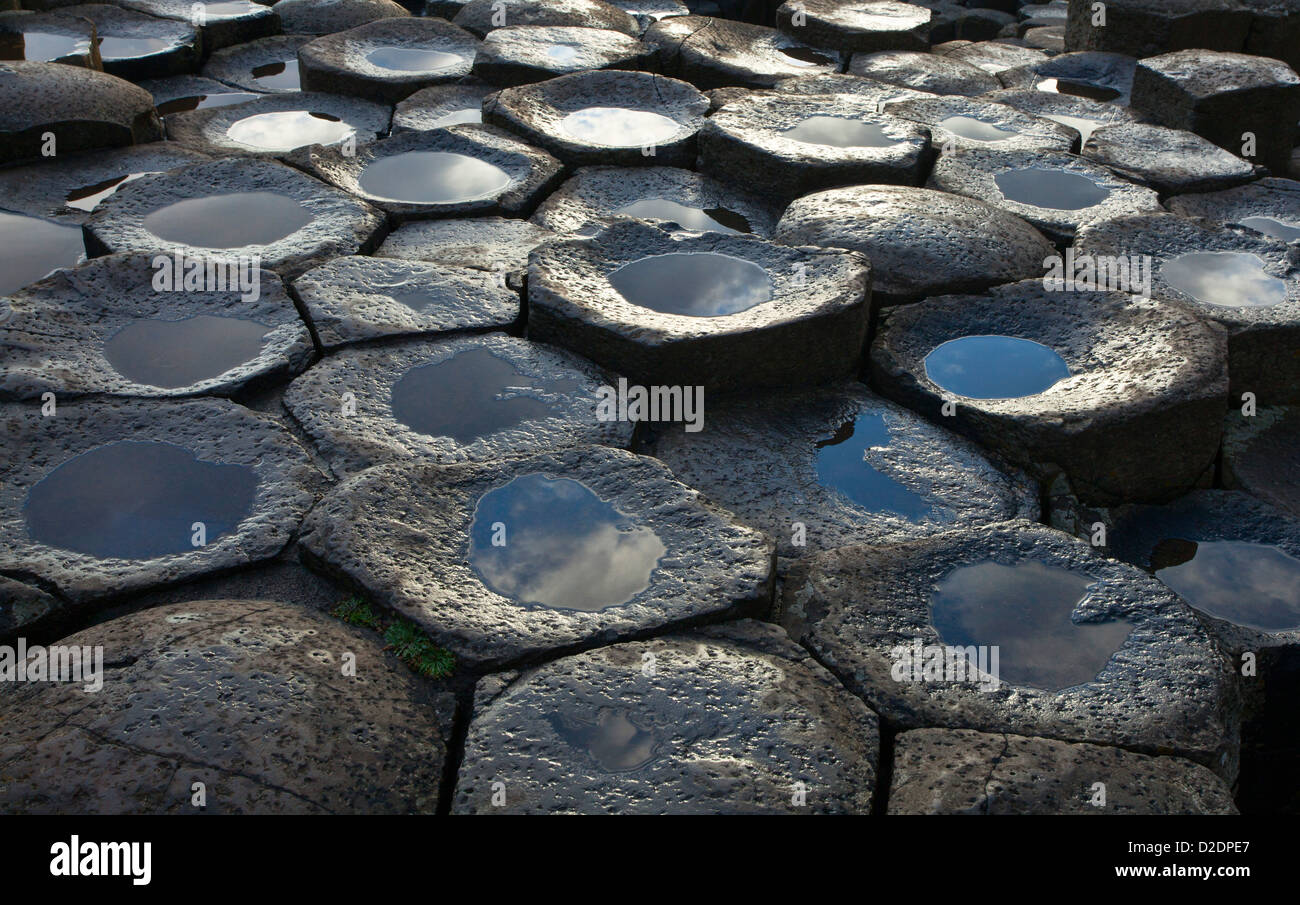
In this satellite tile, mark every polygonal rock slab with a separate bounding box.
[870,278,1228,504]
[773,71,936,109]
[0,397,321,605]
[56,3,199,81]
[299,446,775,669]
[298,124,562,221]
[775,184,1054,304]
[297,16,480,104]
[140,74,263,118]
[933,39,1048,75]
[527,218,871,393]
[0,60,162,165]
[452,0,640,39]
[884,94,1077,153]
[291,255,520,349]
[0,575,57,636]
[0,10,98,69]
[530,164,778,237]
[115,0,279,52]
[648,383,1037,567]
[1064,0,1253,62]
[85,156,386,278]
[982,85,1147,144]
[391,82,492,132]
[164,91,391,158]
[997,50,1136,105]
[1082,122,1262,194]
[0,143,210,224]
[453,621,878,813]
[282,332,629,478]
[643,14,844,89]
[202,34,313,93]
[1074,212,1300,404]
[0,599,454,814]
[1131,49,1300,175]
[1166,176,1300,243]
[473,25,654,86]
[779,520,1241,778]
[698,93,932,201]
[928,146,1162,242]
[0,253,313,399]
[1222,405,1300,517]
[274,0,409,35]
[849,50,1001,95]
[889,728,1238,814]
[776,0,932,52]
[483,68,709,167]
[377,215,555,284]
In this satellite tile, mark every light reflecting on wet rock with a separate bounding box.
[783,116,899,148]
[202,0,264,14]
[226,110,353,152]
[930,560,1133,690]
[23,440,259,559]
[156,92,261,116]
[614,198,749,234]
[365,46,464,72]
[1160,251,1288,308]
[250,59,299,91]
[1237,216,1300,243]
[994,167,1111,210]
[546,44,580,64]
[1035,78,1120,102]
[779,46,835,67]
[547,707,662,772]
[925,335,1070,399]
[1041,112,1102,144]
[358,151,514,204]
[142,192,313,247]
[65,172,155,212]
[0,32,92,61]
[814,414,932,520]
[939,115,1019,143]
[468,473,666,611]
[608,252,772,316]
[428,107,482,127]
[0,211,85,295]
[96,37,174,60]
[102,315,270,388]
[1153,539,1300,632]
[389,348,580,441]
[560,106,680,147]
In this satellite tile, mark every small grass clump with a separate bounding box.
[330,596,454,679]
[331,596,382,630]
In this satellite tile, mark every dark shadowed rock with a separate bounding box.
[115,0,279,52]
[202,34,313,93]
[1081,122,1261,194]
[0,10,99,69]
[164,90,390,158]
[1065,0,1252,60]
[884,94,1078,152]
[141,74,262,118]
[849,49,1000,95]
[391,81,492,132]
[643,14,844,89]
[1222,405,1300,517]
[453,0,640,38]
[274,0,409,36]
[453,621,877,813]
[0,575,57,637]
[298,446,774,669]
[0,599,453,814]
[473,25,654,86]
[775,0,932,52]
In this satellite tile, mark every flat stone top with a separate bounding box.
[0,60,157,133]
[1138,49,1300,97]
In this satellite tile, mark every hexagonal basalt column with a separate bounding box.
[453,621,878,813]
[773,71,936,109]
[849,50,1001,96]
[1166,176,1300,243]
[483,68,708,167]
[1074,212,1300,404]
[1081,122,1262,195]
[698,94,931,200]
[452,0,640,39]
[997,50,1136,106]
[141,74,262,119]
[1223,405,1300,517]
[643,15,844,89]
[115,0,279,53]
[84,157,386,278]
[775,184,1054,304]
[164,91,390,158]
[928,147,1162,242]
[889,728,1237,814]
[647,383,1037,568]
[983,86,1148,145]
[291,255,520,350]
[0,397,321,606]
[472,25,655,86]
[869,278,1228,504]
[884,94,1078,153]
[530,165,778,237]
[377,215,555,285]
[298,446,775,669]
[779,521,1241,779]
[55,3,199,81]
[0,210,85,297]
[776,1,932,53]
[0,10,99,69]
[273,0,410,36]
[0,253,313,400]
[202,34,313,93]
[1064,0,1253,60]
[391,82,493,133]
[0,600,454,814]
[297,17,480,105]
[933,39,1048,77]
[282,333,629,478]
[527,219,871,393]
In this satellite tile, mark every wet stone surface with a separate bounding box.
[273,0,410,37]
[884,94,1078,152]
[0,397,321,605]
[116,0,279,53]
[391,82,492,133]
[527,218,870,393]
[529,164,778,238]
[776,0,933,53]
[849,50,1001,96]
[282,332,629,478]
[291,254,520,349]
[1222,405,1300,518]
[647,383,1037,568]
[84,156,386,278]
[298,446,774,669]
[0,599,454,814]
[643,15,844,89]
[58,3,200,82]
[779,520,1241,778]
[997,51,1136,106]
[1081,122,1262,195]
[0,208,85,296]
[164,91,390,158]
[982,86,1148,144]
[141,74,263,118]
[869,278,1229,505]
[1166,176,1300,243]
[202,35,315,93]
[889,728,1238,815]
[453,621,878,813]
[775,184,1054,304]
[1074,212,1300,404]
[0,253,313,399]
[473,25,654,86]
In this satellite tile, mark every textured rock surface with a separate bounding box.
[377,215,555,284]
[775,0,932,53]
[453,0,640,39]
[140,74,262,117]
[202,35,314,93]
[998,50,1136,105]
[391,82,493,132]
[1065,0,1253,61]
[884,94,1078,152]
[274,0,409,36]
[164,91,390,158]
[454,621,878,813]
[0,599,454,814]
[982,85,1147,144]
[115,0,279,52]
[773,71,936,109]
[643,15,844,89]
[1167,176,1300,241]
[0,10,98,69]
[299,446,775,669]
[1222,405,1300,517]
[849,50,1001,95]
[473,25,654,86]
[1082,122,1262,194]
